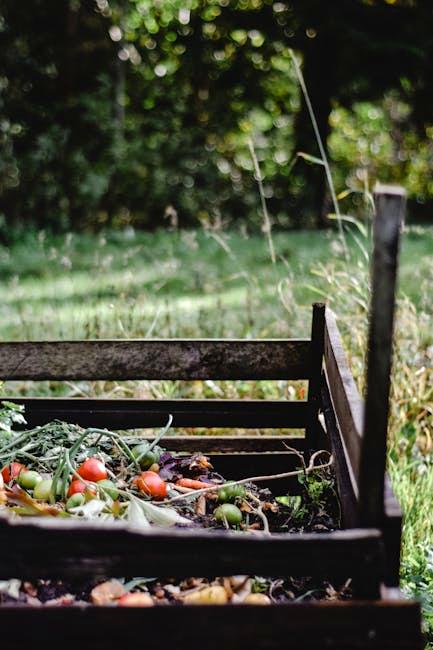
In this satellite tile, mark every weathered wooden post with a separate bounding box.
[359,184,406,527]
[306,302,325,451]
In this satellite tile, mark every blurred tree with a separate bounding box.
[0,0,432,232]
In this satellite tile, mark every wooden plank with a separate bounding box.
[321,374,358,527]
[324,308,364,483]
[107,435,305,454]
[305,303,325,450]
[205,452,305,494]
[135,436,305,453]
[0,520,383,582]
[0,339,311,380]
[359,185,406,527]
[383,475,402,587]
[8,397,308,429]
[0,600,423,650]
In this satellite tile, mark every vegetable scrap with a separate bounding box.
[0,401,347,607]
[0,402,338,533]
[0,576,353,607]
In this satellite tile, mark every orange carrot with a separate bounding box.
[176,478,213,490]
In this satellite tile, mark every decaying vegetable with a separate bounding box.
[218,484,246,503]
[33,479,54,501]
[133,471,167,500]
[118,592,154,607]
[17,470,42,490]
[176,478,213,490]
[77,457,108,483]
[66,494,85,511]
[182,585,228,605]
[243,593,271,605]
[90,580,126,605]
[214,503,243,526]
[0,402,338,537]
[131,444,161,470]
[0,574,353,608]
[1,462,26,484]
[67,480,96,498]
[96,479,119,500]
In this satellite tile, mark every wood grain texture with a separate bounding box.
[305,303,326,450]
[0,600,423,650]
[321,375,358,527]
[383,475,403,587]
[359,186,406,526]
[0,339,311,380]
[324,308,364,482]
[0,519,383,582]
[8,397,308,429]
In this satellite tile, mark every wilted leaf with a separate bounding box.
[127,497,151,529]
[5,486,63,516]
[128,496,191,528]
[69,499,107,518]
[0,579,21,599]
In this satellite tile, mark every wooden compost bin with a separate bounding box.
[0,186,423,649]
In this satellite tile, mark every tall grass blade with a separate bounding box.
[289,49,349,261]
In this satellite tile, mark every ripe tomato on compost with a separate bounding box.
[133,471,167,500]
[67,479,97,498]
[77,457,108,482]
[1,462,27,483]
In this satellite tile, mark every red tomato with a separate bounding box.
[77,457,107,482]
[133,471,167,500]
[1,462,27,484]
[118,592,154,607]
[67,479,96,498]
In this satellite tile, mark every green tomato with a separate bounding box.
[217,484,247,503]
[66,493,85,511]
[97,479,119,500]
[17,470,42,490]
[131,444,160,470]
[214,503,243,526]
[33,478,53,501]
[217,488,229,503]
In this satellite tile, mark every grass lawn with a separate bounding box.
[1,224,433,644]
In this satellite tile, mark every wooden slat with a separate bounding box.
[359,185,406,526]
[127,435,305,454]
[305,302,325,450]
[321,375,358,527]
[204,452,304,494]
[0,339,311,380]
[9,397,308,429]
[324,308,364,483]
[383,475,403,587]
[0,518,383,583]
[0,599,423,650]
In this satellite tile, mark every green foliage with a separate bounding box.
[276,495,307,525]
[0,0,432,230]
[0,401,26,437]
[329,98,433,208]
[298,472,335,511]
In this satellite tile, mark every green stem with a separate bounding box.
[126,414,173,470]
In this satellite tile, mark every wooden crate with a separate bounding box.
[0,186,423,649]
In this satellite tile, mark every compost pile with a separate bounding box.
[0,401,346,607]
[0,575,352,607]
[0,402,338,533]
